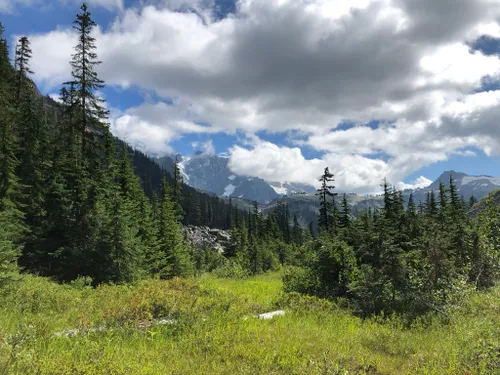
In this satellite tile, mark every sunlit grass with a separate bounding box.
[0,273,498,374]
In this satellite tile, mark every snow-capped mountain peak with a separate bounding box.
[156,152,316,203]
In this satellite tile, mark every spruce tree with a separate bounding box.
[66,3,109,158]
[50,3,113,281]
[172,155,185,221]
[0,25,24,281]
[14,36,33,104]
[317,167,336,232]
[156,178,192,278]
[292,215,303,246]
[339,193,351,229]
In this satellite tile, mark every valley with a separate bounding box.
[1,273,498,374]
[1,2,500,375]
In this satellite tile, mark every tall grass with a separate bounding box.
[0,273,498,374]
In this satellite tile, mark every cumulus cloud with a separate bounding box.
[21,0,500,191]
[0,0,123,13]
[191,139,216,155]
[396,176,433,191]
[228,142,416,194]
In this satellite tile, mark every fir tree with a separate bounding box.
[66,2,109,159]
[292,215,303,246]
[317,167,336,232]
[339,193,351,229]
[14,36,33,104]
[156,178,193,278]
[172,155,184,221]
[0,25,24,281]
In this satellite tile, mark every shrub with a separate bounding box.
[282,266,318,295]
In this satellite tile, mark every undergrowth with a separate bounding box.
[0,273,498,374]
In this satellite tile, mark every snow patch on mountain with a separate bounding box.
[228,175,236,181]
[269,182,289,195]
[223,184,236,197]
[461,175,500,187]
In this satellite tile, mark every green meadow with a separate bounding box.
[0,272,498,375]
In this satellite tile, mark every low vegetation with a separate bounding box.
[0,272,499,374]
[1,4,500,375]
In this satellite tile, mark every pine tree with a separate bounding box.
[317,167,336,232]
[14,36,33,104]
[339,193,351,229]
[66,2,109,159]
[426,190,438,218]
[469,195,478,208]
[470,193,500,288]
[446,174,469,268]
[0,25,23,282]
[156,178,192,278]
[172,155,184,221]
[292,215,303,246]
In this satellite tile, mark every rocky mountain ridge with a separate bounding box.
[157,152,316,203]
[156,151,500,229]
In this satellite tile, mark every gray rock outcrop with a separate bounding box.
[182,226,231,254]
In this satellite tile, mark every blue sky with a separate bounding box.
[2,0,500,193]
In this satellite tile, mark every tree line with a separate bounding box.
[0,4,248,285]
[0,4,498,319]
[282,167,500,317]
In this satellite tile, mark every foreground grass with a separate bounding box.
[0,273,498,374]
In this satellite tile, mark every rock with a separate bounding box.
[258,310,286,320]
[182,225,231,254]
[157,318,177,325]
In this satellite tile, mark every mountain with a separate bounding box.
[154,149,500,227]
[408,170,500,204]
[263,193,385,230]
[264,170,500,230]
[157,152,316,203]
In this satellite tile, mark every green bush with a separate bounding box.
[212,260,249,279]
[282,266,318,295]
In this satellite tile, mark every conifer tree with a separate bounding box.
[14,36,33,104]
[156,177,192,278]
[292,215,303,246]
[469,195,478,208]
[0,25,24,281]
[66,2,109,159]
[339,193,351,229]
[317,167,336,232]
[172,155,184,221]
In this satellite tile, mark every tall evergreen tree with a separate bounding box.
[317,167,336,232]
[66,2,109,159]
[0,25,23,282]
[172,155,184,221]
[339,193,351,229]
[156,178,193,278]
[14,36,33,104]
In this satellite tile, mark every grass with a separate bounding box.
[0,272,498,374]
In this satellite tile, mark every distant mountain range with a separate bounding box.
[267,171,500,227]
[156,152,316,203]
[155,153,500,228]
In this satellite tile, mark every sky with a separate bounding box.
[2,0,500,193]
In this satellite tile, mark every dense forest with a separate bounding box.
[0,3,499,321]
[0,5,257,285]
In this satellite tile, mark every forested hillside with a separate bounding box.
[1,4,499,308]
[0,7,251,285]
[0,3,499,374]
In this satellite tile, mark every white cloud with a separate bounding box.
[0,0,123,13]
[396,176,433,191]
[191,139,215,155]
[0,0,27,12]
[19,0,500,191]
[228,142,397,194]
[112,114,175,155]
